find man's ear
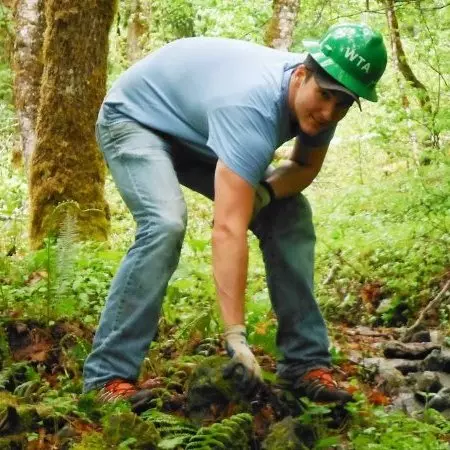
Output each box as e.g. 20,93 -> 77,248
293,65 -> 308,87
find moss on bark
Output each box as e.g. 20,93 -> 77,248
28,0 -> 116,249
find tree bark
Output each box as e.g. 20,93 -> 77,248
28,0 -> 116,249
385,0 -> 431,114
264,0 -> 300,51
126,0 -> 148,64
12,0 -> 45,169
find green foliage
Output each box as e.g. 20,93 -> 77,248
349,408 -> 449,449
151,0 -> 195,42
0,239 -> 119,323
101,410 -> 160,449
314,161 -> 450,326
0,361 -> 29,391
192,0 -> 271,42
0,1 -> 449,447
71,432 -> 108,450
185,412 -> 253,449
0,3 -> 13,104
141,409 -> 197,449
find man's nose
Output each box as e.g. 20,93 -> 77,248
320,101 -> 337,122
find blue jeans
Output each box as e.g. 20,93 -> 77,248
83,117 -> 330,392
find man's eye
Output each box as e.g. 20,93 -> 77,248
320,89 -> 331,99
338,101 -> 353,109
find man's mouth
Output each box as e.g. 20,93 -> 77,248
311,115 -> 328,128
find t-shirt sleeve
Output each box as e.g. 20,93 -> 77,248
206,105 -> 276,187
297,124 -> 337,148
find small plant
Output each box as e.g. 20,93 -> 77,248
185,413 -> 253,450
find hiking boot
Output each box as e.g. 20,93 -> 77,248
97,379 -> 154,412
279,368 -> 353,404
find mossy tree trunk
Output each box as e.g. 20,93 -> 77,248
28,0 -> 115,249
384,0 -> 431,113
264,0 -> 300,51
12,0 -> 46,169
126,0 -> 149,64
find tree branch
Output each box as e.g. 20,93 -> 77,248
402,279 -> 450,342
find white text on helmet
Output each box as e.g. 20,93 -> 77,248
343,47 -> 371,73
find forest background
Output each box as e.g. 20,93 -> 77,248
0,0 -> 449,449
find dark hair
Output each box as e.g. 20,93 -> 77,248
303,68 -> 314,82
302,54 -> 320,82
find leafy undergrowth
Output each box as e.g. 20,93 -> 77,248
0,319 -> 449,449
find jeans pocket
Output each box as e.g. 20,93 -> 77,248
108,121 -> 171,161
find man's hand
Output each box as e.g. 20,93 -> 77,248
253,181 -> 275,219
223,324 -> 262,393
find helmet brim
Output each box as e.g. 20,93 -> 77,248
303,41 -> 378,102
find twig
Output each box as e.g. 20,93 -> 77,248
344,328 -> 391,338
323,263 -> 338,285
402,279 -> 450,342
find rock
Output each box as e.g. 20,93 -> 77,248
437,372 -> 450,389
186,356 -> 249,421
414,372 -> 442,403
389,392 -> 424,416
430,330 -> 445,345
378,367 -> 406,396
420,349 -> 450,373
376,298 -> 394,314
383,341 -> 440,359
428,387 -> 450,412
262,416 -> 313,450
410,330 -> 431,343
362,357 -> 420,375
415,371 -> 442,393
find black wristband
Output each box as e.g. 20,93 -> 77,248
260,180 -> 276,201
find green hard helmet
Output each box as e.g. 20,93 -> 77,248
303,23 -> 388,102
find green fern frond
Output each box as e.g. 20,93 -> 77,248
141,409 -> 197,435
158,433 -> 196,450
185,413 -> 253,450
0,361 -> 30,391
174,310 -> 211,343
141,410 -> 197,449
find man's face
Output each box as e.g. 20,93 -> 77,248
289,66 -> 354,136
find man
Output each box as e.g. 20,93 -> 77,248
83,23 -> 387,407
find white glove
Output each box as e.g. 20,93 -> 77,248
253,181 -> 274,219
223,325 -> 262,392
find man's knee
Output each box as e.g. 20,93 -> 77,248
136,208 -> 187,243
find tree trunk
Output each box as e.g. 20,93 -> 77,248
12,0 -> 45,169
127,0 -> 148,64
28,0 -> 116,249
264,0 -> 300,51
385,0 -> 429,164
385,0 -> 431,114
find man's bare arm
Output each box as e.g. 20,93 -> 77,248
213,160 -> 254,326
265,137 -> 329,198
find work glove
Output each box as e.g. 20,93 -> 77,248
223,325 -> 262,394
253,181 -> 275,220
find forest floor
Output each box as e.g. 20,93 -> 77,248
1,317 -> 450,449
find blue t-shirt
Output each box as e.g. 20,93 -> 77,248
100,37 -> 335,187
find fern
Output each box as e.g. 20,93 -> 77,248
158,433 -> 197,449
41,207 -> 79,322
185,413 -> 253,450
141,409 -> 197,449
0,361 -> 29,391
174,310 -> 211,343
